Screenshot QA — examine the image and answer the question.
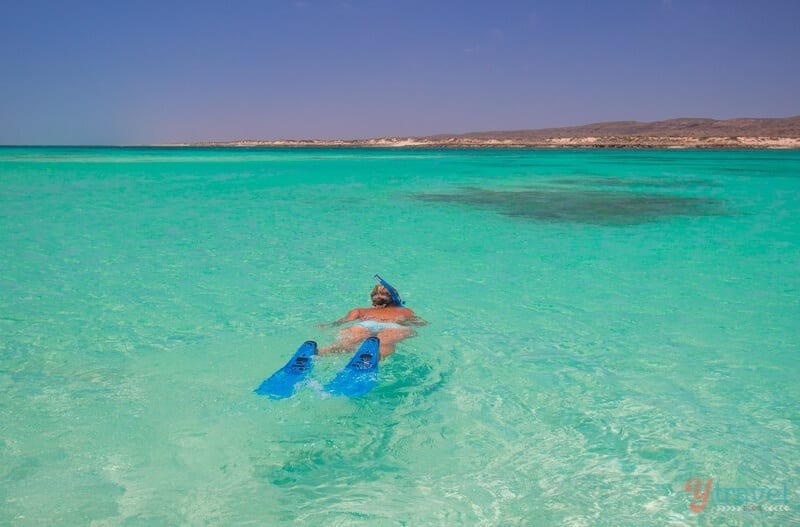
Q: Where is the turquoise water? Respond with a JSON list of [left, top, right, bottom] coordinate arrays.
[[1, 147, 798, 526]]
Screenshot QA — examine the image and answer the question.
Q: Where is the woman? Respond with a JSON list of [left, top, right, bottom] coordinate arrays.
[[318, 283, 426, 359]]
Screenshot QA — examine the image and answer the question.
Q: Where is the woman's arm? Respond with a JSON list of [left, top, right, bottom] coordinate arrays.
[[405, 315, 428, 326], [399, 309, 427, 326], [317, 309, 361, 328]]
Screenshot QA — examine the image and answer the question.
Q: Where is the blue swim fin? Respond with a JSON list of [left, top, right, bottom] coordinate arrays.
[[324, 337, 380, 397], [255, 340, 317, 399]]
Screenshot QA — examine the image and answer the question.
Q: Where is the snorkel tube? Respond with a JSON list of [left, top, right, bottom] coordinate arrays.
[[374, 274, 405, 306]]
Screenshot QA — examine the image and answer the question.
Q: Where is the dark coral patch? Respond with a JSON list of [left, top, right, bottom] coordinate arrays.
[[415, 186, 725, 225]]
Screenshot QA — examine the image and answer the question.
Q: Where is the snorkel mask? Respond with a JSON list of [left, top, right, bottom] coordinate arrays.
[[374, 274, 405, 306]]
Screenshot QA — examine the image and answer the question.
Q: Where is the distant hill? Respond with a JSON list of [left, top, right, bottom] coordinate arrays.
[[427, 116, 800, 140], [187, 116, 800, 148]]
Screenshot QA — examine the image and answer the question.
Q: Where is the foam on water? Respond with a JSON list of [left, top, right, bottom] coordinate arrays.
[[1, 147, 798, 526]]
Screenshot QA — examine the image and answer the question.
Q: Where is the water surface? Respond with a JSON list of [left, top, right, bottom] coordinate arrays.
[[2, 147, 798, 526]]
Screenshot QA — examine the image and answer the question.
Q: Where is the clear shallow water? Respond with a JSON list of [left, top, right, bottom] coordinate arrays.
[[1, 147, 798, 526]]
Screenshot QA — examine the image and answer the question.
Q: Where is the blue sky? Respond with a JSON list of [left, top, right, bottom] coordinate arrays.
[[1, 0, 798, 144]]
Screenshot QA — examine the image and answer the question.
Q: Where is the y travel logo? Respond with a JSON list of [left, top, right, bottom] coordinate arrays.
[[684, 477, 792, 513]]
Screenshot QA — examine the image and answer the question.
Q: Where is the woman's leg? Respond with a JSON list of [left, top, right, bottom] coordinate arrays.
[[375, 327, 417, 359]]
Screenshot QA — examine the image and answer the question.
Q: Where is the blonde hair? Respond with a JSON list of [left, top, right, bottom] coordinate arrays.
[[370, 284, 396, 305]]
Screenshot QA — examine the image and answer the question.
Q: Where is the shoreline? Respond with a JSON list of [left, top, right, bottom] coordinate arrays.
[[171, 136, 800, 149], [170, 116, 800, 149]]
